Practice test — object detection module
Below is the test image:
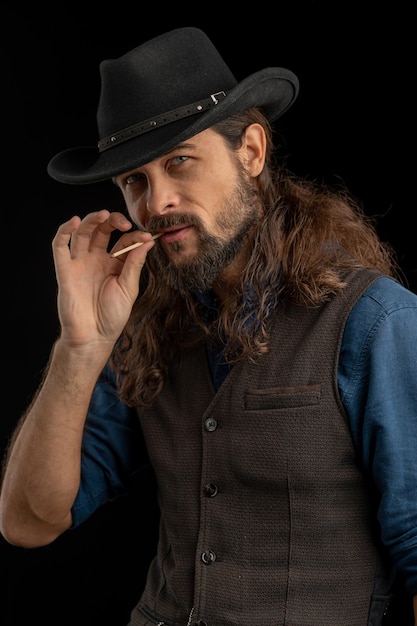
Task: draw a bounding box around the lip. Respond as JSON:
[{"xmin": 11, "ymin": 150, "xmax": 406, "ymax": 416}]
[{"xmin": 159, "ymin": 225, "xmax": 193, "ymax": 244}]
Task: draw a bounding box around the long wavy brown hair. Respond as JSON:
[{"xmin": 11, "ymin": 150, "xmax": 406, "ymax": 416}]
[{"xmin": 110, "ymin": 108, "xmax": 399, "ymax": 407}]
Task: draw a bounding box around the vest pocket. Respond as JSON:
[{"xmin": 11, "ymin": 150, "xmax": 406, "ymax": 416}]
[{"xmin": 245, "ymin": 384, "xmax": 321, "ymax": 410}]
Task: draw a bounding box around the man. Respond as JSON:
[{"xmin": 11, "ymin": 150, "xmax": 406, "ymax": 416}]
[{"xmin": 1, "ymin": 27, "xmax": 416, "ymax": 626}]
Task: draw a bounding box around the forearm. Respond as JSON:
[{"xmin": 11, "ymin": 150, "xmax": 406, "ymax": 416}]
[{"xmin": 0, "ymin": 339, "xmax": 111, "ymax": 547}]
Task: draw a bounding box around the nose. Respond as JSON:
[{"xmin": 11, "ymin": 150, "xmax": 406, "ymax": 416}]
[{"xmin": 144, "ymin": 172, "xmax": 179, "ymax": 220}]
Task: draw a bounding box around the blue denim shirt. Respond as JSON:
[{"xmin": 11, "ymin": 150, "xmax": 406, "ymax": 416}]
[{"xmin": 73, "ymin": 276, "xmax": 417, "ymax": 596}]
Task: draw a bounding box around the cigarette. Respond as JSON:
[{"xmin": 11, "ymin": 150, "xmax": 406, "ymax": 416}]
[{"xmin": 111, "ymin": 232, "xmax": 162, "ymax": 257}]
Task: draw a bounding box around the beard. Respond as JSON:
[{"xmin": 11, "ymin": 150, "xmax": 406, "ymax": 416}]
[{"xmin": 145, "ymin": 171, "xmax": 262, "ymax": 294}]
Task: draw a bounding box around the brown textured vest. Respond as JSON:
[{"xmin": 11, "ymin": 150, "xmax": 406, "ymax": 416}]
[{"xmin": 131, "ymin": 268, "xmax": 393, "ymax": 626}]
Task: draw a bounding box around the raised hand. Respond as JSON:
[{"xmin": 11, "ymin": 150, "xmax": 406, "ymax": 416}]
[{"xmin": 52, "ymin": 210, "xmax": 156, "ymax": 349}]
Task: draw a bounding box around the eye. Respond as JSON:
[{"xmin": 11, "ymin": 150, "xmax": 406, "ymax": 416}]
[
  {"xmin": 124, "ymin": 172, "xmax": 146, "ymax": 185},
  {"xmin": 171, "ymin": 155, "xmax": 189, "ymax": 165}
]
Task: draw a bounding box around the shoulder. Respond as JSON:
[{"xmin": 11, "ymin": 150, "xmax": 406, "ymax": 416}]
[
  {"xmin": 347, "ymin": 276, "xmax": 417, "ymax": 334},
  {"xmin": 339, "ymin": 276, "xmax": 417, "ymax": 415},
  {"xmin": 358, "ymin": 275, "xmax": 417, "ymax": 311},
  {"xmin": 341, "ymin": 276, "xmax": 417, "ymax": 369}
]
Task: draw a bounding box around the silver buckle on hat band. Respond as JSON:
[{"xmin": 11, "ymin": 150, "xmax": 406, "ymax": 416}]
[{"xmin": 98, "ymin": 91, "xmax": 227, "ymax": 153}]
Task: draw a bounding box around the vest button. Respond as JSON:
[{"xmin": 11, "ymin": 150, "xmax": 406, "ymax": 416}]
[
  {"xmin": 205, "ymin": 417, "xmax": 218, "ymax": 432},
  {"xmin": 201, "ymin": 550, "xmax": 216, "ymax": 565},
  {"xmin": 203, "ymin": 483, "xmax": 218, "ymax": 497}
]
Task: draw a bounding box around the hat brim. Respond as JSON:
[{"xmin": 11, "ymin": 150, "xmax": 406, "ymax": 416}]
[{"xmin": 47, "ymin": 68, "xmax": 299, "ymax": 185}]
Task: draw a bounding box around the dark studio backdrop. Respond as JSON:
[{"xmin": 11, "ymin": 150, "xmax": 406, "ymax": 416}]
[{"xmin": 3, "ymin": 3, "xmax": 415, "ymax": 625}]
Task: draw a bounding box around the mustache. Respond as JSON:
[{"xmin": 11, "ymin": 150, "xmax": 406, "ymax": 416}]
[{"xmin": 146, "ymin": 213, "xmax": 201, "ymax": 232}]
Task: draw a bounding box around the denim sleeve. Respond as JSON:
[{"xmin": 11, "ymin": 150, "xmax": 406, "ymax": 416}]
[
  {"xmin": 339, "ymin": 277, "xmax": 417, "ymax": 596},
  {"xmin": 71, "ymin": 364, "xmax": 149, "ymax": 527}
]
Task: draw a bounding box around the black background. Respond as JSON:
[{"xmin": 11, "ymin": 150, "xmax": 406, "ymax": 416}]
[{"xmin": 3, "ymin": 3, "xmax": 415, "ymax": 624}]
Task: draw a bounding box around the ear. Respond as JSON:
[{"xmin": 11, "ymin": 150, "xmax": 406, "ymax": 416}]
[{"xmin": 242, "ymin": 123, "xmax": 267, "ymax": 177}]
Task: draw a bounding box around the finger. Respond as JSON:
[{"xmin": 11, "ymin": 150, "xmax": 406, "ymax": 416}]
[
  {"xmin": 116, "ymin": 238, "xmax": 155, "ymax": 299},
  {"xmin": 52, "ymin": 215, "xmax": 82, "ymax": 261},
  {"xmin": 89, "ymin": 212, "xmax": 133, "ymax": 250},
  {"xmin": 67, "ymin": 210, "xmax": 112, "ymax": 255}
]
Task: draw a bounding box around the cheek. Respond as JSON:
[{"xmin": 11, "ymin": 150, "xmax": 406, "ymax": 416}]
[
  {"xmin": 124, "ymin": 196, "xmax": 147, "ymax": 227},
  {"xmin": 197, "ymin": 166, "xmax": 237, "ymax": 210}
]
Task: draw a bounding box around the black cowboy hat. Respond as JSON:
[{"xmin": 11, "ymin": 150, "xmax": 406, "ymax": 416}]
[{"xmin": 47, "ymin": 27, "xmax": 299, "ymax": 185}]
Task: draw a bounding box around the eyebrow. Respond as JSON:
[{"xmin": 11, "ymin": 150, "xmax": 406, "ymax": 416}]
[
  {"xmin": 112, "ymin": 141, "xmax": 199, "ymax": 184},
  {"xmin": 166, "ymin": 141, "xmax": 198, "ymax": 155}
]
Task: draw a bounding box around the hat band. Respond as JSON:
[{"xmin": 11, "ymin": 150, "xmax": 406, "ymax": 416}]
[{"xmin": 98, "ymin": 91, "xmax": 227, "ymax": 153}]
